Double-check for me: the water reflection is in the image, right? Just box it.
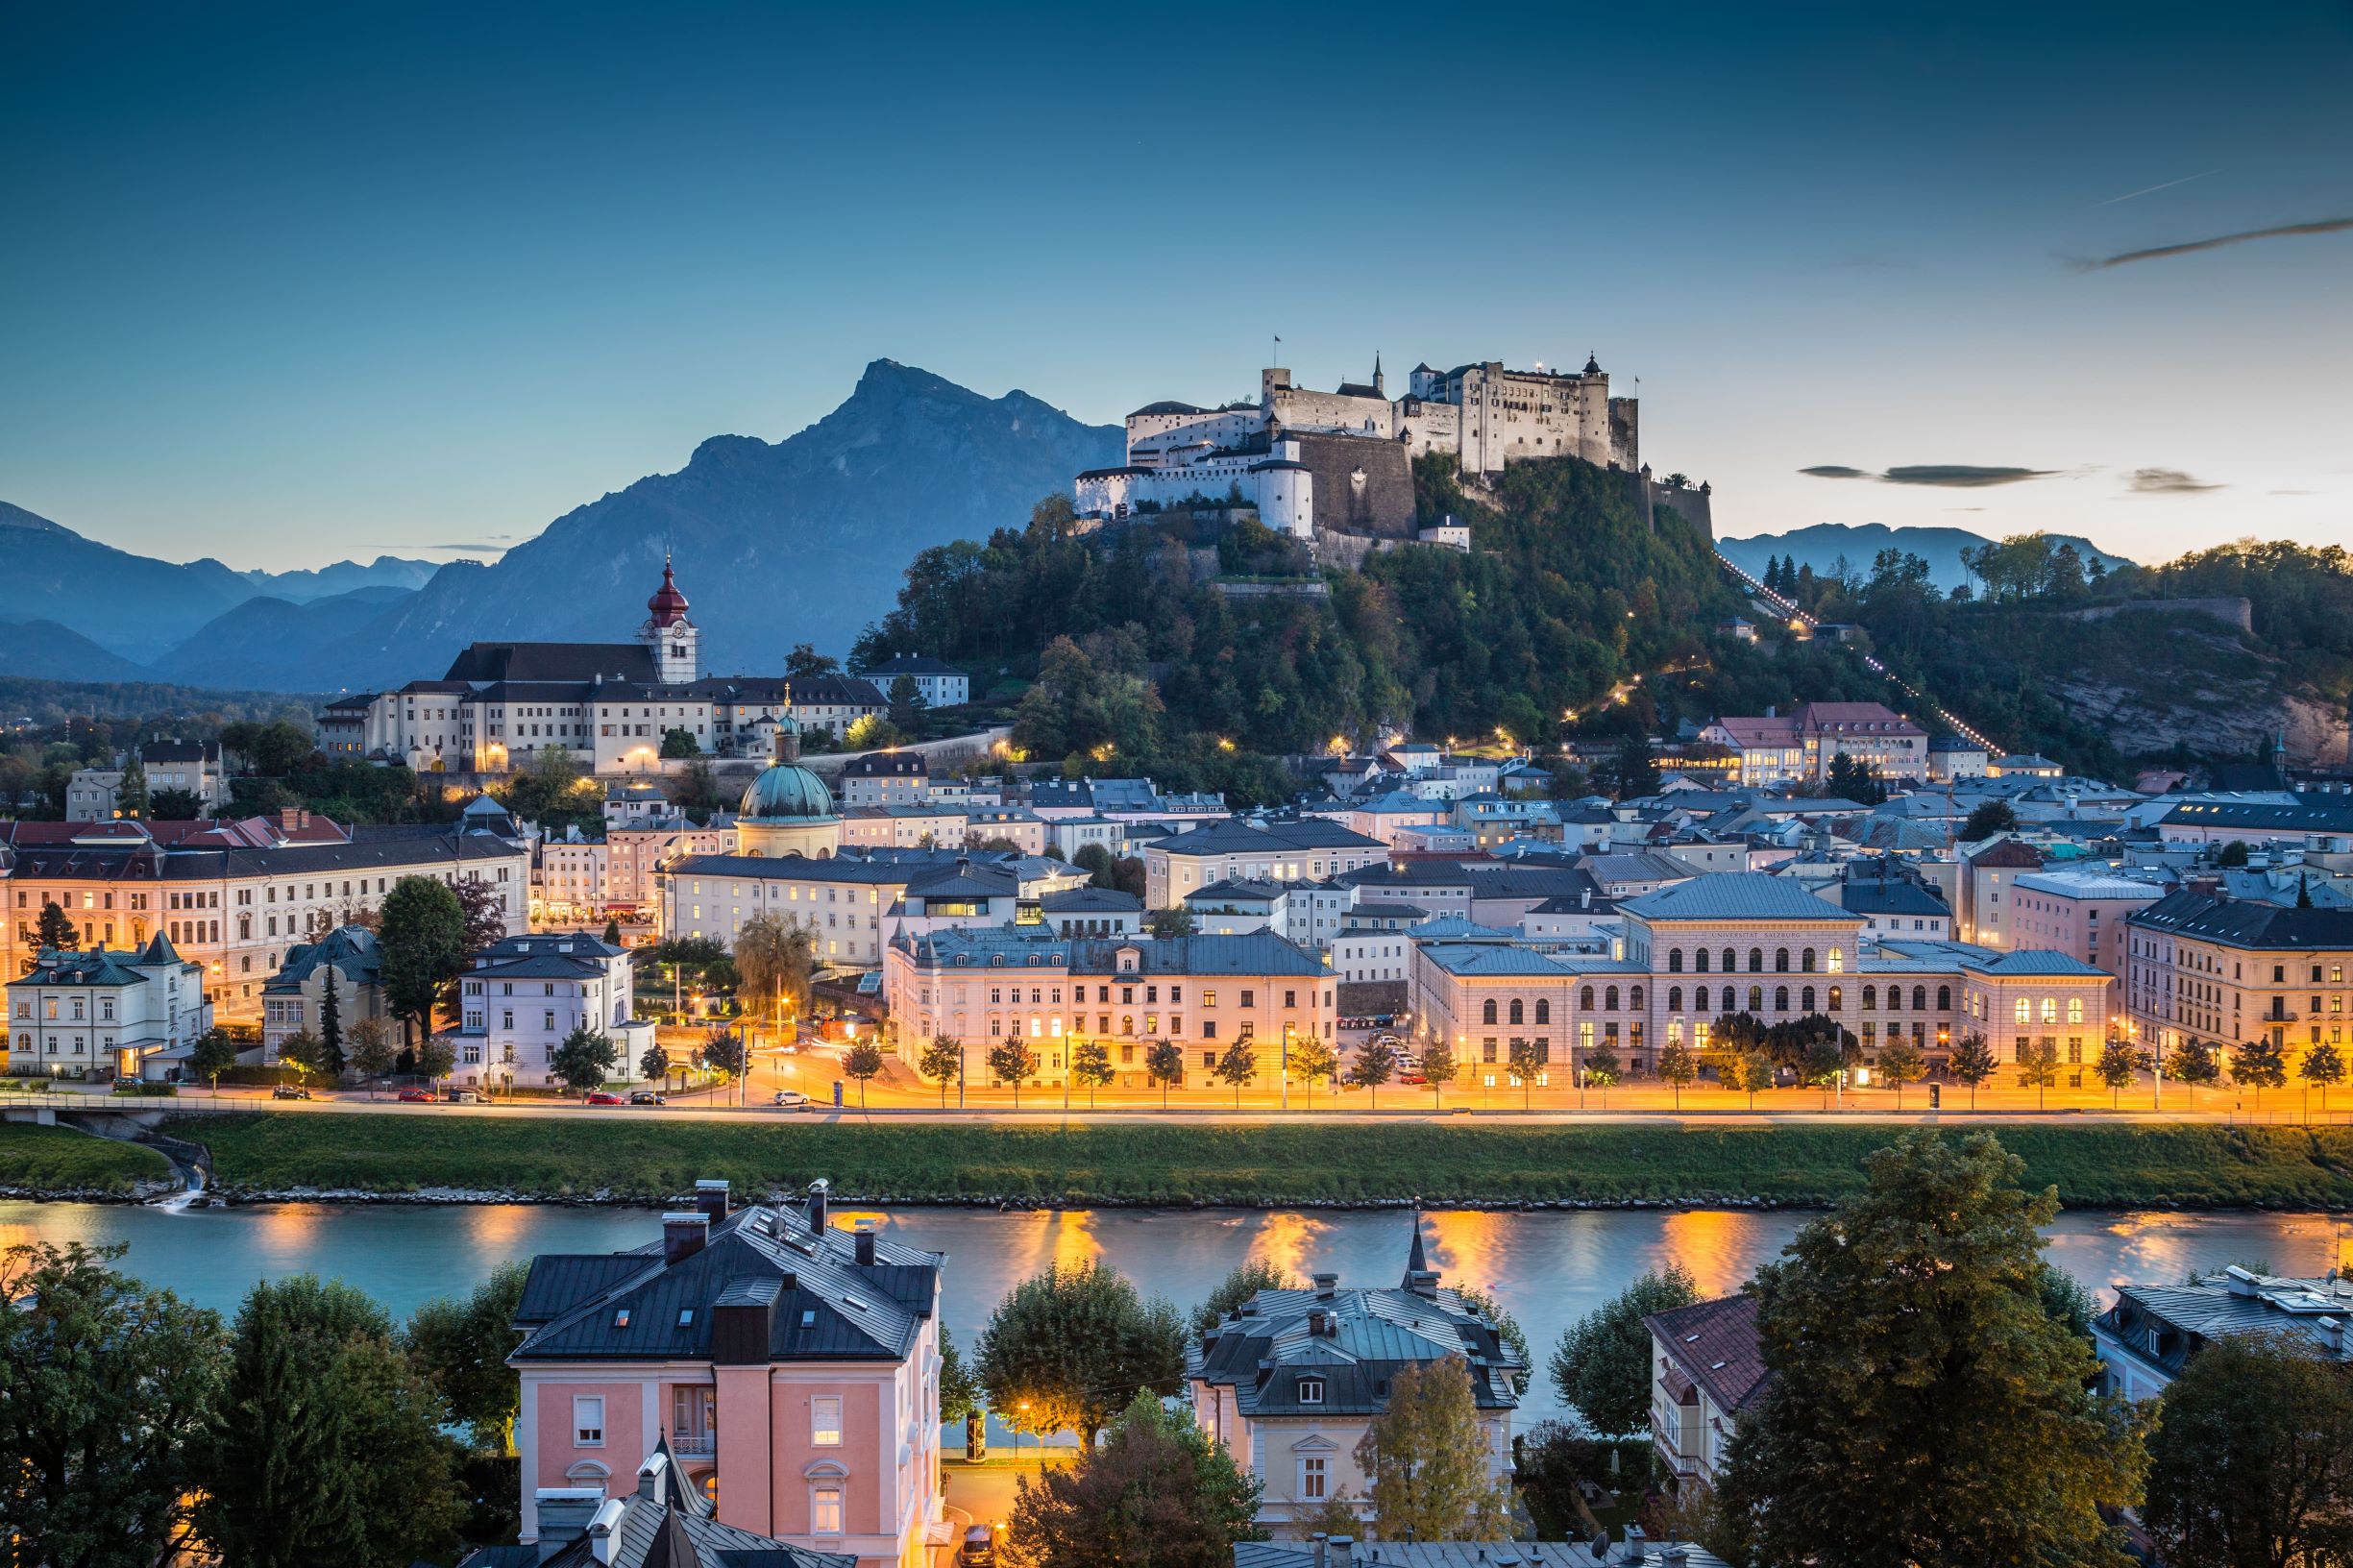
[6,1199,2349,1424]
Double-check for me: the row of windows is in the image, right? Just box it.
[1663,946,1836,974]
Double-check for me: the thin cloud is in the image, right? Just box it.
[1798,465,1869,478]
[1881,465,2055,488]
[2090,169,2218,208]
[2127,467,2223,495]
[2084,216,2353,269]
[2269,488,2316,496]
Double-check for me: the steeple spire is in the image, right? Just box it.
[1373,351,1385,398]
[1403,1214,1429,1284]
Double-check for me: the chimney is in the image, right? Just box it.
[662,1211,709,1263]
[1330,1535,1355,1568]
[1311,1534,1329,1568]
[533,1489,604,1557]
[2226,1263,2261,1297]
[807,1177,830,1234]
[1312,1270,1338,1299]
[586,1498,626,1565]
[695,1178,730,1225]
[1308,1308,1329,1336]
[2320,1316,2346,1356]
[854,1221,877,1266]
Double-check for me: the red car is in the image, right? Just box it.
[395,1088,436,1104]
[585,1090,627,1105]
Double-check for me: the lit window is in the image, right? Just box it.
[812,1484,845,1533]
[812,1395,842,1446]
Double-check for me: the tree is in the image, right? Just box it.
[2142,1331,2353,1568]
[1069,1039,1115,1108]
[733,912,816,1039]
[2169,1038,2221,1093]
[602,917,624,946]
[403,1262,528,1454]
[187,1026,240,1090]
[2016,1037,2061,1110]
[1004,1390,1263,1568]
[974,1261,1186,1446]
[1583,1043,1621,1106]
[1802,1037,1849,1109]
[1713,1132,2144,1568]
[1146,904,1197,939]
[2096,1039,2146,1109]
[35,897,78,952]
[315,959,344,1073]
[1420,1034,1458,1106]
[1657,1039,1699,1108]
[411,1033,456,1087]
[989,1039,1040,1108]
[787,643,841,679]
[1879,1039,1927,1110]
[150,786,205,820]
[843,1040,885,1111]
[1347,1034,1398,1108]
[919,1035,964,1107]
[639,1041,671,1089]
[1960,799,2019,841]
[549,1026,617,1095]
[887,674,927,734]
[378,875,465,1045]
[1496,1036,1542,1109]
[2302,1041,2347,1116]
[240,720,316,777]
[1611,734,1660,800]
[1213,1038,1258,1108]
[659,725,700,758]
[278,1028,330,1086]
[1356,1355,1518,1542]
[1824,752,1887,806]
[118,754,150,818]
[1949,1031,1998,1109]
[195,1275,462,1568]
[1731,1049,1776,1109]
[347,1017,395,1093]
[453,874,507,953]
[699,1025,747,1082]
[0,1240,225,1568]
[1287,1038,1337,1107]
[1188,1260,1298,1338]
[1548,1265,1701,1436]
[2216,838,2251,868]
[1145,1040,1184,1108]
[2234,1037,2289,1109]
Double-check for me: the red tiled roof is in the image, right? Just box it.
[1969,839,2045,869]
[1646,1292,1770,1415]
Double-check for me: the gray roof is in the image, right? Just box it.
[462,1442,853,1568]
[2128,889,2353,951]
[2098,1268,2353,1381]
[1155,820,1384,857]
[900,926,1325,976]
[261,924,382,993]
[1623,872,1853,923]
[1836,880,1950,919]
[1037,887,1143,914]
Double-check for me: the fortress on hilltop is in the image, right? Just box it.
[1075,352,1703,545]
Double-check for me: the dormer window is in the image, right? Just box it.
[1298,1377,1325,1405]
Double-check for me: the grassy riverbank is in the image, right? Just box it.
[147,1114,2353,1209]
[0,1123,174,1195]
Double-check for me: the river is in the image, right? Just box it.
[7,1201,2348,1426]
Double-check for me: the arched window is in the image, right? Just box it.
[1938,985,1952,1010]
[1605,986,1620,1011]
[1535,998,1551,1024]
[1482,998,1498,1025]
[1913,986,1928,1012]
[1581,986,1597,1011]
[1630,986,1644,1009]
[1802,947,1817,973]
[1748,985,1764,1013]
[1722,948,1737,973]
[2041,996,2058,1023]
[1776,948,1791,973]
[1887,986,1901,1012]
[1669,987,1683,1012]
[1775,986,1791,1013]
[1801,986,1816,1012]
[1695,948,1711,973]
[2068,996,2085,1024]
[1862,985,1877,1011]
[1749,948,1765,973]
[2015,996,2030,1023]
[1695,986,1710,1014]
[1668,948,1684,973]
[1508,997,1524,1025]
[1828,986,1842,1012]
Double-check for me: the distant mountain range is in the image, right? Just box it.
[1718,523,2134,593]
[2,360,1121,694]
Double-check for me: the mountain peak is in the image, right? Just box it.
[0,502,72,535]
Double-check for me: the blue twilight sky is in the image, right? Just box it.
[3,2,2349,572]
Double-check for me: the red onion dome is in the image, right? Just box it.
[647,557,690,625]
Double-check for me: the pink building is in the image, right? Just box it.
[2010,868,2165,996]
[509,1180,944,1568]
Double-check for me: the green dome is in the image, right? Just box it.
[740,763,836,821]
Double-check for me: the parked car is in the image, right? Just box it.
[959,1526,995,1567]
[396,1088,437,1104]
[1398,1069,1428,1086]
[445,1089,480,1104]
[772,1090,813,1110]
[628,1090,665,1105]
[271,1084,311,1100]
[585,1090,627,1105]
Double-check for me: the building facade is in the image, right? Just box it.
[5,933,210,1080]
[2124,891,2353,1073]
[450,931,653,1090]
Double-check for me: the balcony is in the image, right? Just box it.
[670,1432,717,1458]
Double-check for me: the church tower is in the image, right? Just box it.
[640,556,699,684]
